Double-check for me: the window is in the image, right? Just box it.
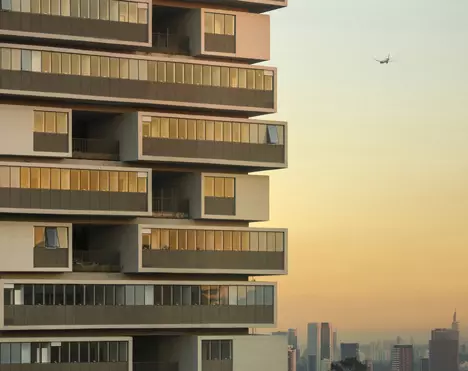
[34,226,68,249]
[214,13,224,34]
[202,340,233,361]
[267,125,279,144]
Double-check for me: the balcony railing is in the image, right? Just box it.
[73,250,121,272]
[150,32,190,55]
[152,196,190,219]
[133,362,178,371]
[72,138,120,160]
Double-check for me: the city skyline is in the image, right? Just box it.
[259,0,468,334]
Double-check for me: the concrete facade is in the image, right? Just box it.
[0,0,288,368]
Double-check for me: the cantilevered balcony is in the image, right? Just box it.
[177,0,286,13]
[2,281,276,329]
[0,44,276,115]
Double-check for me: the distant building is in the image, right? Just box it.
[320,323,332,362]
[288,347,297,371]
[333,330,339,361]
[419,357,429,371]
[429,328,459,371]
[320,358,331,371]
[391,344,413,371]
[289,328,298,349]
[452,310,460,333]
[308,355,318,371]
[364,360,374,371]
[341,343,360,361]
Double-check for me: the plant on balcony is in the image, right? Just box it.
[331,358,367,371]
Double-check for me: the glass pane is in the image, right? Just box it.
[232,231,241,251]
[40,168,50,189]
[61,0,69,15]
[214,121,223,141]
[237,286,246,305]
[241,123,249,143]
[205,120,214,140]
[34,111,45,132]
[80,170,90,191]
[238,69,247,89]
[250,232,258,252]
[196,120,205,140]
[128,1,137,22]
[202,65,211,86]
[184,64,193,84]
[214,231,223,251]
[205,231,214,251]
[229,68,238,88]
[225,15,235,35]
[137,5,147,24]
[221,67,229,87]
[175,63,184,83]
[264,286,273,305]
[205,12,214,33]
[118,0,127,21]
[101,56,110,77]
[193,65,202,85]
[99,0,108,19]
[228,286,237,305]
[204,177,214,197]
[99,171,109,191]
[255,286,264,305]
[232,122,240,142]
[276,232,284,252]
[211,66,220,87]
[166,62,175,83]
[109,0,117,20]
[60,169,70,190]
[214,13,224,34]
[214,177,224,197]
[249,124,258,144]
[30,167,40,189]
[56,112,68,134]
[258,232,267,251]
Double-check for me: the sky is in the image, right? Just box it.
[256,0,468,343]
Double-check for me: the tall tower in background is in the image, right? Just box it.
[452,309,460,333]
[333,330,339,361]
[320,322,332,362]
[307,323,333,371]
[307,323,320,371]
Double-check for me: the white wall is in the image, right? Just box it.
[0,221,72,272]
[0,104,71,158]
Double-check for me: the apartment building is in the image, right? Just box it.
[0,0,288,369]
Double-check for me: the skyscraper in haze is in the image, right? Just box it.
[391,345,413,371]
[333,330,339,361]
[288,347,297,371]
[429,328,459,371]
[289,328,298,349]
[307,323,320,371]
[419,358,429,371]
[320,323,332,362]
[452,309,460,333]
[341,343,360,361]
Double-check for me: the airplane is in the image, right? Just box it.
[375,54,392,64]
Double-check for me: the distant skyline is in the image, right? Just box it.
[256,0,468,339]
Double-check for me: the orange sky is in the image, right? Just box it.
[255,0,468,341]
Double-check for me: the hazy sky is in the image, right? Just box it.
[256,0,468,343]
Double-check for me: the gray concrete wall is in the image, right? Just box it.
[0,221,71,272]
[0,104,71,158]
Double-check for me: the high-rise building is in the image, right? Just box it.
[0,0,288,369]
[391,345,413,371]
[307,323,320,370]
[320,323,332,362]
[429,328,459,371]
[340,343,360,361]
[289,328,298,349]
[452,309,460,333]
[364,360,374,371]
[419,357,429,371]
[289,347,297,371]
[333,330,338,361]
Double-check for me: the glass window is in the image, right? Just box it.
[193,64,202,85]
[154,286,162,305]
[228,286,237,305]
[223,231,232,251]
[173,285,182,306]
[264,286,273,305]
[50,0,59,15]
[178,119,187,139]
[275,232,284,252]
[184,64,193,84]
[80,0,89,17]
[41,51,51,73]
[178,230,187,250]
[31,50,41,72]
[205,12,214,33]
[61,169,70,190]
[61,53,71,74]
[205,231,214,251]
[247,286,255,305]
[80,170,90,191]
[211,66,220,87]
[40,168,50,189]
[109,0,118,20]
[34,111,45,132]
[249,124,258,144]
[166,62,175,83]
[41,0,50,14]
[128,172,137,192]
[202,65,211,86]
[221,340,232,360]
[214,177,224,197]
[157,61,166,82]
[128,1,137,22]
[21,50,32,71]
[51,168,60,190]
[21,343,31,364]
[90,170,99,191]
[109,342,118,362]
[175,63,184,83]
[30,0,40,12]
[225,15,235,35]
[204,176,214,197]
[119,58,128,79]
[214,121,223,141]
[241,123,249,143]
[81,55,90,76]
[214,13,224,34]
[241,231,250,251]
[196,120,205,140]
[99,171,109,191]
[110,57,119,77]
[135,286,145,305]
[187,230,196,250]
[232,122,240,142]
[118,172,128,192]
[277,125,284,145]
[258,231,267,251]
[99,0,108,19]
[61,0,69,15]
[247,70,255,89]
[169,229,178,250]
[137,175,147,193]
[221,67,229,87]
[70,169,80,190]
[214,231,223,251]
[137,4,147,24]
[10,49,20,71]
[100,56,110,78]
[0,166,10,188]
[258,124,267,144]
[129,59,138,79]
[201,285,210,305]
[229,68,238,88]
[250,232,258,251]
[109,172,118,192]
[0,48,11,70]
[196,230,205,251]
[186,119,196,140]
[205,120,214,140]
[138,60,147,80]
[90,55,100,77]
[69,0,79,15]
[118,342,127,362]
[265,73,273,91]
[45,111,56,133]
[169,118,178,139]
[80,342,89,363]
[255,286,264,305]
[20,167,30,188]
[115,285,125,305]
[71,53,80,75]
[232,231,241,251]
[99,342,108,362]
[238,69,247,89]
[160,229,169,249]
[1,343,11,364]
[125,285,134,305]
[267,125,279,144]
[267,231,276,251]
[237,286,247,305]
[144,285,154,305]
[191,286,200,305]
[162,285,172,305]
[210,286,219,305]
